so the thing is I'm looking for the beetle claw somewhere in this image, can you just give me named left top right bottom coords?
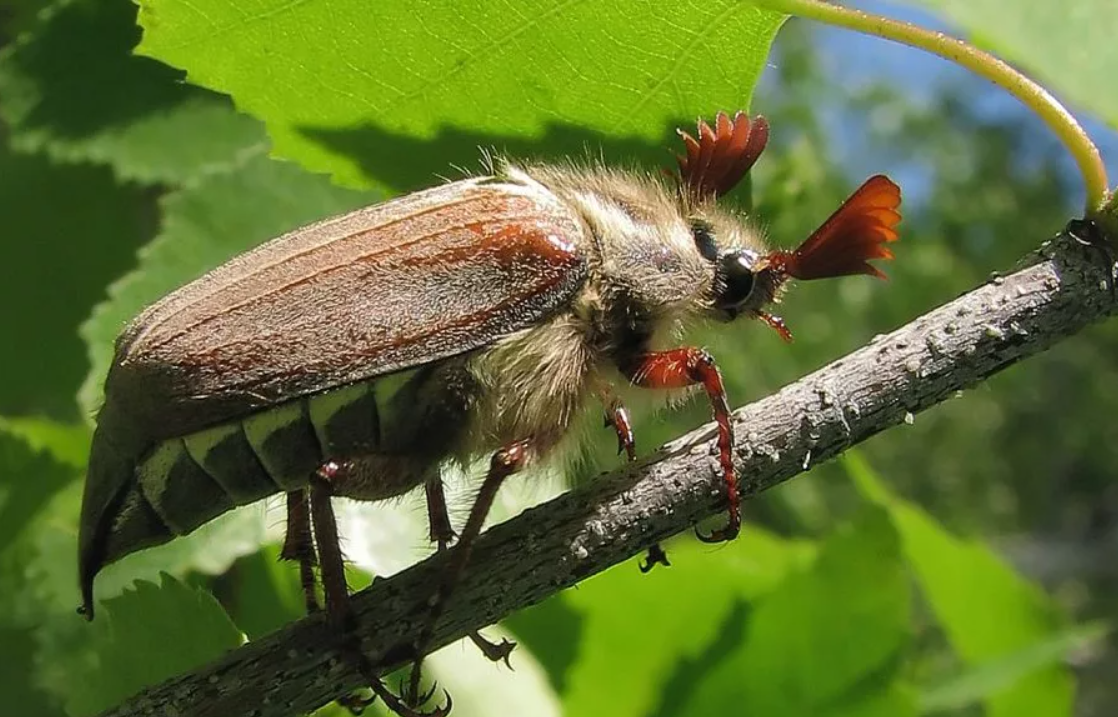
left=469, top=632, right=517, bottom=668
left=362, top=677, right=448, bottom=717
left=638, top=543, right=671, bottom=572
left=695, top=523, right=739, bottom=544
left=337, top=690, right=375, bottom=715
left=419, top=681, right=442, bottom=707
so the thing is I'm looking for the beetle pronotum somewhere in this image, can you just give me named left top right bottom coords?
left=79, top=112, right=900, bottom=714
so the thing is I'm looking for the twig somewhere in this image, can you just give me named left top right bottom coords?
left=101, top=229, right=1117, bottom=717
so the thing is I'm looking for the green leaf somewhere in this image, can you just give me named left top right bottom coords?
left=675, top=507, right=912, bottom=717
left=0, top=0, right=52, bottom=40
left=0, top=418, right=79, bottom=573
left=0, top=625, right=66, bottom=717
left=212, top=544, right=306, bottom=640
left=830, top=686, right=920, bottom=717
left=846, top=451, right=1074, bottom=717
left=135, top=0, right=786, bottom=191
left=67, top=573, right=244, bottom=717
left=0, top=138, right=149, bottom=417
left=920, top=621, right=1110, bottom=713
left=555, top=530, right=815, bottom=717
left=908, top=0, right=1118, bottom=130
left=0, top=415, right=89, bottom=468
left=0, top=430, right=95, bottom=713
left=78, top=148, right=379, bottom=417
left=18, top=479, right=268, bottom=708
left=503, top=588, right=584, bottom=696
left=0, top=0, right=263, bottom=183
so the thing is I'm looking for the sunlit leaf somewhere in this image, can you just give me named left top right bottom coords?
left=0, top=415, right=88, bottom=468
left=909, top=0, right=1118, bottom=130
left=136, top=0, right=786, bottom=190
left=0, top=419, right=78, bottom=580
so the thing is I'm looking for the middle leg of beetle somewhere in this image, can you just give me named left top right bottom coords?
left=407, top=440, right=530, bottom=703
left=602, top=398, right=670, bottom=572
left=426, top=478, right=516, bottom=665
left=423, top=476, right=516, bottom=667
left=621, top=347, right=739, bottom=543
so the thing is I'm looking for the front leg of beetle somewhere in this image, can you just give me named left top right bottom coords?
left=621, top=348, right=739, bottom=543
left=603, top=399, right=636, bottom=461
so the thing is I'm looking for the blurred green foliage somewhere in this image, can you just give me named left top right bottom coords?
left=0, top=1, right=1115, bottom=716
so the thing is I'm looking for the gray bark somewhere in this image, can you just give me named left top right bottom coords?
left=102, top=230, right=1117, bottom=717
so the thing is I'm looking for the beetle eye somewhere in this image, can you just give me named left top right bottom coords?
left=717, top=251, right=756, bottom=308
left=691, top=220, right=719, bottom=262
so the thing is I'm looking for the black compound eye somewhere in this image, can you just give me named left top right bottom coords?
left=717, top=251, right=756, bottom=308
left=691, top=220, right=719, bottom=262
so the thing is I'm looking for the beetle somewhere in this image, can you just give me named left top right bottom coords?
left=79, top=111, right=900, bottom=714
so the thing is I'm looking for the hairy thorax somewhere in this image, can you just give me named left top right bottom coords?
left=460, top=312, right=597, bottom=462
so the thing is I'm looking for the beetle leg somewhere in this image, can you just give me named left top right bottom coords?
left=308, top=465, right=352, bottom=623
left=424, top=478, right=457, bottom=551
left=602, top=399, right=670, bottom=572
left=621, top=348, right=739, bottom=544
left=466, top=632, right=517, bottom=668
left=312, top=461, right=450, bottom=717
left=639, top=543, right=671, bottom=572
left=425, top=476, right=516, bottom=668
left=281, top=490, right=320, bottom=614
left=407, top=440, right=530, bottom=704
left=603, top=399, right=636, bottom=461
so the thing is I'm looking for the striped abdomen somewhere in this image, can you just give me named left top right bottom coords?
left=135, top=372, right=417, bottom=537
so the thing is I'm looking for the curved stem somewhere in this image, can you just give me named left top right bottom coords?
left=766, top=0, right=1110, bottom=216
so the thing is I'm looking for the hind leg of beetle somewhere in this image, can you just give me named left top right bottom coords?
left=281, top=490, right=320, bottom=614
left=311, top=462, right=450, bottom=717
left=424, top=477, right=516, bottom=667
left=286, top=489, right=374, bottom=714
left=604, top=400, right=671, bottom=573
left=406, top=440, right=531, bottom=704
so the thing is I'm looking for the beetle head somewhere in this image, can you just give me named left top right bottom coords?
left=677, top=112, right=902, bottom=341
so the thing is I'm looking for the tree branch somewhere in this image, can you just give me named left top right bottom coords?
left=103, top=231, right=1117, bottom=717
